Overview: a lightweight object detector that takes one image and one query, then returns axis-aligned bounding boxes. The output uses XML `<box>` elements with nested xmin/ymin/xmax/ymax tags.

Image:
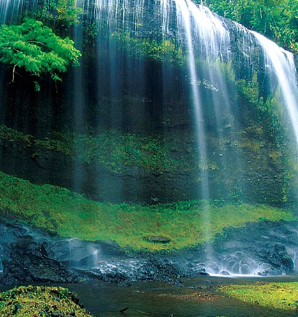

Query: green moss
<box><xmin>0</xmin><ymin>171</ymin><xmax>295</xmax><ymax>251</ymax></box>
<box><xmin>0</xmin><ymin>123</ymin><xmax>294</xmax><ymax>203</ymax></box>
<box><xmin>0</xmin><ymin>285</ymin><xmax>92</xmax><ymax>316</ymax></box>
<box><xmin>0</xmin><ymin>125</ymin><xmax>194</xmax><ymax>173</ymax></box>
<box><xmin>0</xmin><ymin>125</ymin><xmax>33</xmax><ymax>145</ymax></box>
<box><xmin>220</xmin><ymin>282</ymin><xmax>298</xmax><ymax>311</ymax></box>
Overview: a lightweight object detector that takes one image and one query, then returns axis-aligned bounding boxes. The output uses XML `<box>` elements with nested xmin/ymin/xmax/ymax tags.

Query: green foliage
<box><xmin>203</xmin><ymin>0</ymin><xmax>298</xmax><ymax>52</ymax></box>
<box><xmin>56</xmin><ymin>0</ymin><xmax>82</xmax><ymax>25</ymax></box>
<box><xmin>220</xmin><ymin>282</ymin><xmax>298</xmax><ymax>311</ymax></box>
<box><xmin>111</xmin><ymin>31</ymin><xmax>183</xmax><ymax>62</ymax></box>
<box><xmin>83</xmin><ymin>22</ymin><xmax>99</xmax><ymax>39</ymax></box>
<box><xmin>236</xmin><ymin>72</ymin><xmax>262</xmax><ymax>108</ymax></box>
<box><xmin>37</xmin><ymin>0</ymin><xmax>82</xmax><ymax>27</ymax></box>
<box><xmin>207</xmin><ymin>59</ymin><xmax>285</xmax><ymax>142</ymax></box>
<box><xmin>0</xmin><ymin>286</ymin><xmax>92</xmax><ymax>316</ymax></box>
<box><xmin>0</xmin><ymin>170</ymin><xmax>295</xmax><ymax>251</ymax></box>
<box><xmin>273</xmin><ymin>0</ymin><xmax>298</xmax><ymax>52</ymax></box>
<box><xmin>235</xmin><ymin>71</ymin><xmax>286</xmax><ymax>142</ymax></box>
<box><xmin>0</xmin><ymin>125</ymin><xmax>33</xmax><ymax>144</ymax></box>
<box><xmin>0</xmin><ymin>18</ymin><xmax>81</xmax><ymax>87</ymax></box>
<box><xmin>211</xmin><ymin>58</ymin><xmax>236</xmax><ymax>82</ymax></box>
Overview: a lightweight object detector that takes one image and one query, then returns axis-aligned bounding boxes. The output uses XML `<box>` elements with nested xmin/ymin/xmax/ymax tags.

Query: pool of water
<box><xmin>2</xmin><ymin>276</ymin><xmax>295</xmax><ymax>316</ymax></box>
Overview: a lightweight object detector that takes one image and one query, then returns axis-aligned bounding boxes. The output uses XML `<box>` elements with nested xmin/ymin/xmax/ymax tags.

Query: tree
<box><xmin>0</xmin><ymin>18</ymin><xmax>81</xmax><ymax>90</ymax></box>
<box><xmin>203</xmin><ymin>0</ymin><xmax>298</xmax><ymax>52</ymax></box>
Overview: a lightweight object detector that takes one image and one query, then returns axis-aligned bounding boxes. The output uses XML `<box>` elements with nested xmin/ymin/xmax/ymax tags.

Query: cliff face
<box><xmin>0</xmin><ymin>121</ymin><xmax>287</xmax><ymax>204</ymax></box>
<box><xmin>1</xmin><ymin>1</ymin><xmax>298</xmax><ymax>282</ymax></box>
<box><xmin>0</xmin><ymin>0</ymin><xmax>296</xmax><ymax>205</ymax></box>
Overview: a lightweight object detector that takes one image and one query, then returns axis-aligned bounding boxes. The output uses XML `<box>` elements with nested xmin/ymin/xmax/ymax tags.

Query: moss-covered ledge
<box><xmin>0</xmin><ymin>170</ymin><xmax>296</xmax><ymax>252</ymax></box>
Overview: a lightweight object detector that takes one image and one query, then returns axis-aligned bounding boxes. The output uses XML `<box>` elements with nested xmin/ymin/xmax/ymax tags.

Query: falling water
<box><xmin>1</xmin><ymin>0</ymin><xmax>298</xmax><ymax>275</ymax></box>
<box><xmin>72</xmin><ymin>0</ymin><xmax>85</xmax><ymax>194</ymax></box>
<box><xmin>175</xmin><ymin>0</ymin><xmax>208</xmax><ymax>192</ymax></box>
<box><xmin>252</xmin><ymin>31</ymin><xmax>298</xmax><ymax>148</ymax></box>
<box><xmin>66</xmin><ymin>238</ymin><xmax>102</xmax><ymax>268</ymax></box>
<box><xmin>175</xmin><ymin>0</ymin><xmax>210</xmax><ymax>263</ymax></box>
<box><xmin>0</xmin><ymin>0</ymin><xmax>21</xmax><ymax>24</ymax></box>
<box><xmin>250</xmin><ymin>35</ymin><xmax>298</xmax><ymax>266</ymax></box>
<box><xmin>0</xmin><ymin>0</ymin><xmax>10</xmax><ymax>23</ymax></box>
<box><xmin>172</xmin><ymin>0</ymin><xmax>241</xmax><ymax>269</ymax></box>
<box><xmin>0</xmin><ymin>0</ymin><xmax>37</xmax><ymax>24</ymax></box>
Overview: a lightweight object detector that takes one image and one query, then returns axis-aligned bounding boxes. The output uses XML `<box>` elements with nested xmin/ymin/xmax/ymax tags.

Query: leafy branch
<box><xmin>0</xmin><ymin>18</ymin><xmax>81</xmax><ymax>90</ymax></box>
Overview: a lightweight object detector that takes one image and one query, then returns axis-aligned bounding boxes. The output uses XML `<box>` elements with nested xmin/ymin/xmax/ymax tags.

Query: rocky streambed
<box><xmin>0</xmin><ymin>220</ymin><xmax>297</xmax><ymax>285</ymax></box>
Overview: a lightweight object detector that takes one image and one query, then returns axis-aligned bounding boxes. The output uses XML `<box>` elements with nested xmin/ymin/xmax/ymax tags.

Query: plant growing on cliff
<box><xmin>111</xmin><ymin>31</ymin><xmax>183</xmax><ymax>62</ymax></box>
<box><xmin>0</xmin><ymin>18</ymin><xmax>81</xmax><ymax>90</ymax></box>
<box><xmin>37</xmin><ymin>0</ymin><xmax>82</xmax><ymax>27</ymax></box>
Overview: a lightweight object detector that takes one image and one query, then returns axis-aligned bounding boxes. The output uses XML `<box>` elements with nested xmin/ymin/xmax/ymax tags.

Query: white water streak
<box><xmin>0</xmin><ymin>0</ymin><xmax>22</xmax><ymax>24</ymax></box>
<box><xmin>252</xmin><ymin>31</ymin><xmax>298</xmax><ymax>148</ymax></box>
<box><xmin>95</xmin><ymin>0</ymin><xmax>145</xmax><ymax>32</ymax></box>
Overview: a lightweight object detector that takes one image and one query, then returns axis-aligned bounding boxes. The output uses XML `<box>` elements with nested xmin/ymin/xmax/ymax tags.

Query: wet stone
<box><xmin>143</xmin><ymin>235</ymin><xmax>171</xmax><ymax>243</ymax></box>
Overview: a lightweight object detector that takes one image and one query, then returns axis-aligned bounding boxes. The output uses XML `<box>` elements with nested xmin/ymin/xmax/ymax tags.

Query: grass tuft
<box><xmin>219</xmin><ymin>282</ymin><xmax>298</xmax><ymax>311</ymax></box>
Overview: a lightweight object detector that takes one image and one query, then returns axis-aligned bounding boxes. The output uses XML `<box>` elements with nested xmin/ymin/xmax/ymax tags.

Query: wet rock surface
<box><xmin>0</xmin><ymin>220</ymin><xmax>297</xmax><ymax>285</ymax></box>
<box><xmin>2</xmin><ymin>237</ymin><xmax>78</xmax><ymax>285</ymax></box>
<box><xmin>209</xmin><ymin>220</ymin><xmax>298</xmax><ymax>275</ymax></box>
<box><xmin>143</xmin><ymin>235</ymin><xmax>172</xmax><ymax>243</ymax></box>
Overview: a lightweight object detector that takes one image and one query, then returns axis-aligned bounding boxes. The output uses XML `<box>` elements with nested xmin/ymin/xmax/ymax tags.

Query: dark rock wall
<box><xmin>0</xmin><ymin>0</ymin><xmax>294</xmax><ymax>204</ymax></box>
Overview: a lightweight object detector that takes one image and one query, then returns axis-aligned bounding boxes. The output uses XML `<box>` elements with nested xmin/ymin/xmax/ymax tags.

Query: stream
<box><xmin>1</xmin><ymin>276</ymin><xmax>297</xmax><ymax>316</ymax></box>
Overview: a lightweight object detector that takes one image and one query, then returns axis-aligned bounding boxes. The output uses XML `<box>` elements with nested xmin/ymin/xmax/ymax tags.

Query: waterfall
<box><xmin>175</xmin><ymin>0</ymin><xmax>211</xmax><ymax>263</ymax></box>
<box><xmin>0</xmin><ymin>0</ymin><xmax>37</xmax><ymax>24</ymax></box>
<box><xmin>252</xmin><ymin>31</ymin><xmax>298</xmax><ymax>148</ymax></box>
<box><xmin>72</xmin><ymin>0</ymin><xmax>85</xmax><ymax>194</ymax></box>
<box><xmin>0</xmin><ymin>0</ymin><xmax>22</xmax><ymax>23</ymax></box>
<box><xmin>1</xmin><ymin>0</ymin><xmax>298</xmax><ymax>276</ymax></box>
<box><xmin>0</xmin><ymin>0</ymin><xmax>10</xmax><ymax>23</ymax></box>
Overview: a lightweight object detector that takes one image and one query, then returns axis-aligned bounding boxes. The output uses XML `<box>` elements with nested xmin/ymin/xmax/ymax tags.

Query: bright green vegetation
<box><xmin>37</xmin><ymin>0</ymin><xmax>82</xmax><ymax>26</ymax></box>
<box><xmin>216</xmin><ymin>60</ymin><xmax>282</xmax><ymax>128</ymax></box>
<box><xmin>237</xmin><ymin>73</ymin><xmax>284</xmax><ymax>136</ymax></box>
<box><xmin>0</xmin><ymin>18</ymin><xmax>81</xmax><ymax>89</ymax></box>
<box><xmin>204</xmin><ymin>0</ymin><xmax>298</xmax><ymax>52</ymax></box>
<box><xmin>111</xmin><ymin>31</ymin><xmax>183</xmax><ymax>62</ymax></box>
<box><xmin>0</xmin><ymin>286</ymin><xmax>92</xmax><ymax>316</ymax></box>
<box><xmin>214</xmin><ymin>59</ymin><xmax>289</xmax><ymax>158</ymax></box>
<box><xmin>0</xmin><ymin>171</ymin><xmax>295</xmax><ymax>251</ymax></box>
<box><xmin>220</xmin><ymin>282</ymin><xmax>298</xmax><ymax>311</ymax></box>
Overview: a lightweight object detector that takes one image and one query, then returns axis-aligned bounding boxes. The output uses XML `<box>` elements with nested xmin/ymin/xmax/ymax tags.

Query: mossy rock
<box><xmin>143</xmin><ymin>235</ymin><xmax>171</xmax><ymax>243</ymax></box>
<box><xmin>0</xmin><ymin>285</ymin><xmax>93</xmax><ymax>316</ymax></box>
